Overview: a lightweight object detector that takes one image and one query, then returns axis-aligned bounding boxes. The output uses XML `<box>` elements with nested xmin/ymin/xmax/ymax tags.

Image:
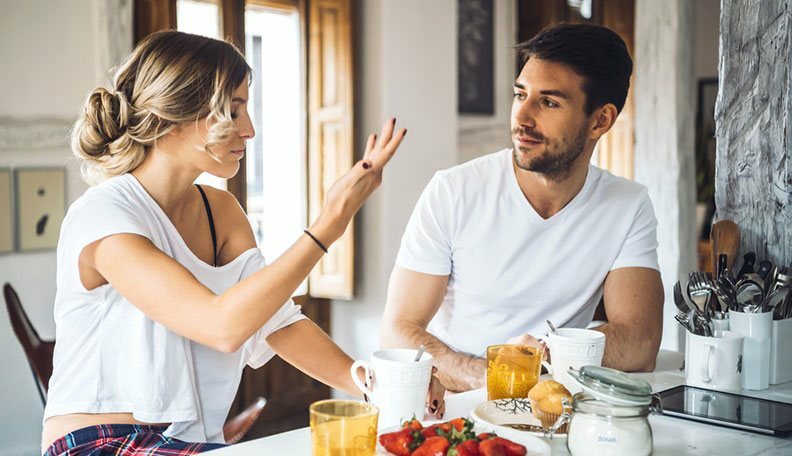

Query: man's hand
<box><xmin>506</xmin><ymin>334</ymin><xmax>548</xmax><ymax>360</ymax></box>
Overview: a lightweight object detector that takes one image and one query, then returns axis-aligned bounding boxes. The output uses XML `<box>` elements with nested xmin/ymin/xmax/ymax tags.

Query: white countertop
<box><xmin>208</xmin><ymin>350</ymin><xmax>792</xmax><ymax>455</ymax></box>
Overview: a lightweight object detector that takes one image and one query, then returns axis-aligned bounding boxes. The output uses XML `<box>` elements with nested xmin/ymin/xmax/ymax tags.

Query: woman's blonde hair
<box><xmin>72</xmin><ymin>30</ymin><xmax>251</xmax><ymax>184</ymax></box>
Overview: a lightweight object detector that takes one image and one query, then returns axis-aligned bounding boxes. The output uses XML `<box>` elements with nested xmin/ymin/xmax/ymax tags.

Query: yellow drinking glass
<box><xmin>309</xmin><ymin>399</ymin><xmax>379</xmax><ymax>456</ymax></box>
<box><xmin>486</xmin><ymin>344</ymin><xmax>543</xmax><ymax>400</ymax></box>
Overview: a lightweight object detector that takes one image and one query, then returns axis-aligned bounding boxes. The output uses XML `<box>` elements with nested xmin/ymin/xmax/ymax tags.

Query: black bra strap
<box><xmin>194</xmin><ymin>184</ymin><xmax>218</xmax><ymax>267</ymax></box>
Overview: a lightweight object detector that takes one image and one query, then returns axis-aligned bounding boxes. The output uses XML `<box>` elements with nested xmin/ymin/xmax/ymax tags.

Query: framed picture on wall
<box><xmin>458</xmin><ymin>0</ymin><xmax>494</xmax><ymax>114</ymax></box>
<box><xmin>14</xmin><ymin>168</ymin><xmax>66</xmax><ymax>251</ymax></box>
<box><xmin>0</xmin><ymin>168</ymin><xmax>12</xmax><ymax>254</ymax></box>
<box><xmin>695</xmin><ymin>78</ymin><xmax>718</xmax><ymax>204</ymax></box>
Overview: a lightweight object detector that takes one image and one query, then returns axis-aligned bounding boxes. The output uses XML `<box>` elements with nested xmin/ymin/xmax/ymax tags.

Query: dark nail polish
<box><xmin>429</xmin><ymin>407</ymin><xmax>436</xmax><ymax>413</ymax></box>
<box><xmin>393</xmin><ymin>117</ymin><xmax>397</xmax><ymax>124</ymax></box>
<box><xmin>433</xmin><ymin>400</ymin><xmax>438</xmax><ymax>407</ymax></box>
<box><xmin>362</xmin><ymin>162</ymin><xmax>371</xmax><ymax>170</ymax></box>
<box><xmin>403</xmin><ymin>129</ymin><xmax>407</xmax><ymax>137</ymax></box>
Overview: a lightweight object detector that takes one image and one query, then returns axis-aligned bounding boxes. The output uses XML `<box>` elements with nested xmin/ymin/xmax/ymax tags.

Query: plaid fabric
<box><xmin>44</xmin><ymin>424</ymin><xmax>226</xmax><ymax>456</ymax></box>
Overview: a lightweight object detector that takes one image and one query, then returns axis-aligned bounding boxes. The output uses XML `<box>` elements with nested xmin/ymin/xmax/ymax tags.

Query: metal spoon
<box><xmin>413</xmin><ymin>345</ymin><xmax>425</xmax><ymax>362</ymax></box>
<box><xmin>546</xmin><ymin>320</ymin><xmax>559</xmax><ymax>335</ymax></box>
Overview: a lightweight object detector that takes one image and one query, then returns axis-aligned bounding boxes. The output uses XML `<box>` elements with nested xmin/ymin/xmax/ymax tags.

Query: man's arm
<box><xmin>593</xmin><ymin>267</ymin><xmax>663</xmax><ymax>372</ymax></box>
<box><xmin>381</xmin><ymin>266</ymin><xmax>486</xmax><ymax>392</ymax></box>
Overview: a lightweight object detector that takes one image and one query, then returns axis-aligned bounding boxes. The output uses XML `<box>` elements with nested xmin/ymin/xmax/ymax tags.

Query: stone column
<box><xmin>634</xmin><ymin>0</ymin><xmax>696</xmax><ymax>350</ymax></box>
<box><xmin>715</xmin><ymin>0</ymin><xmax>792</xmax><ymax>266</ymax></box>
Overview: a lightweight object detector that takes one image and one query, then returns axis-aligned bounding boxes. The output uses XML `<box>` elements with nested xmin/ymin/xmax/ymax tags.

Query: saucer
<box><xmin>470</xmin><ymin>398</ymin><xmax>568</xmax><ymax>440</ymax></box>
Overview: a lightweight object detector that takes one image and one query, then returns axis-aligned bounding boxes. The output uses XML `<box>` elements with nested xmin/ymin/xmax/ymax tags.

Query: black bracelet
<box><xmin>304</xmin><ymin>229</ymin><xmax>329</xmax><ymax>253</ymax></box>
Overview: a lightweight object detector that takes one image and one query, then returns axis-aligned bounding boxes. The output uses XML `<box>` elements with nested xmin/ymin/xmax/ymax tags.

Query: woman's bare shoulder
<box><xmin>200</xmin><ymin>185</ymin><xmax>257</xmax><ymax>262</ymax></box>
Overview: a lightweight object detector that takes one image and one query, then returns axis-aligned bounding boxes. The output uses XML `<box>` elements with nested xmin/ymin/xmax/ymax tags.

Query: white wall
<box><xmin>634</xmin><ymin>0</ymin><xmax>697</xmax><ymax>352</ymax></box>
<box><xmin>331</xmin><ymin>0</ymin><xmax>458</xmax><ymax>372</ymax></box>
<box><xmin>0</xmin><ymin>1</ymin><xmax>124</xmax><ymax>454</ymax></box>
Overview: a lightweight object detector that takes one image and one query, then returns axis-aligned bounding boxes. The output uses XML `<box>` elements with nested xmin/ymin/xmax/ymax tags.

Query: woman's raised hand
<box><xmin>311</xmin><ymin>117</ymin><xmax>406</xmax><ymax>244</ymax></box>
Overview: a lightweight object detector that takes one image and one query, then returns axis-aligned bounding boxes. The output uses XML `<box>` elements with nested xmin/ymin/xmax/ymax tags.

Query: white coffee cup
<box><xmin>543</xmin><ymin>328</ymin><xmax>606</xmax><ymax>393</ymax></box>
<box><xmin>685</xmin><ymin>330</ymin><xmax>744</xmax><ymax>392</ymax></box>
<box><xmin>350</xmin><ymin>349</ymin><xmax>433</xmax><ymax>429</ymax></box>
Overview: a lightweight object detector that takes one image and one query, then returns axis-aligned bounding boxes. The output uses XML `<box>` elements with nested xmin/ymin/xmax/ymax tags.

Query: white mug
<box><xmin>685</xmin><ymin>330</ymin><xmax>744</xmax><ymax>392</ymax></box>
<box><xmin>543</xmin><ymin>328</ymin><xmax>606</xmax><ymax>393</ymax></box>
<box><xmin>350</xmin><ymin>349</ymin><xmax>433</xmax><ymax>429</ymax></box>
<box><xmin>729</xmin><ymin>310</ymin><xmax>772</xmax><ymax>390</ymax></box>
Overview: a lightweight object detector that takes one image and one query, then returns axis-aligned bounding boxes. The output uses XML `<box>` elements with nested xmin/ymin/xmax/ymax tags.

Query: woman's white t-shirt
<box><xmin>395</xmin><ymin>149</ymin><xmax>659</xmax><ymax>356</ymax></box>
<box><xmin>43</xmin><ymin>173</ymin><xmax>306</xmax><ymax>443</ymax></box>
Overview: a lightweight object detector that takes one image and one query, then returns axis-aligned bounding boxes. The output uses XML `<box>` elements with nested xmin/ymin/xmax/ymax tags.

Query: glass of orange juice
<box><xmin>309</xmin><ymin>399</ymin><xmax>379</xmax><ymax>456</ymax></box>
<box><xmin>486</xmin><ymin>344</ymin><xmax>543</xmax><ymax>400</ymax></box>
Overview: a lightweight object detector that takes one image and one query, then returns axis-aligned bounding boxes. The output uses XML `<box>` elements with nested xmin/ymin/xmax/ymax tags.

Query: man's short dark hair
<box><xmin>515</xmin><ymin>23</ymin><xmax>633</xmax><ymax>115</ymax></box>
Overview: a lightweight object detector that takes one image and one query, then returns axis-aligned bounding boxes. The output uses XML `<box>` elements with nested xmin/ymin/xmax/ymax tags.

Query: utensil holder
<box><xmin>770</xmin><ymin>318</ymin><xmax>792</xmax><ymax>385</ymax></box>
<box><xmin>729</xmin><ymin>310</ymin><xmax>772</xmax><ymax>391</ymax></box>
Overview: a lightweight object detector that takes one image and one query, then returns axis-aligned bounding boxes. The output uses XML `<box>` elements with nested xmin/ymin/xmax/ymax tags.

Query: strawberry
<box><xmin>448</xmin><ymin>439</ymin><xmax>480</xmax><ymax>456</ymax></box>
<box><xmin>378</xmin><ymin>429</ymin><xmax>415</xmax><ymax>456</ymax></box>
<box><xmin>448</xmin><ymin>417</ymin><xmax>469</xmax><ymax>432</ymax></box>
<box><xmin>401</xmin><ymin>417</ymin><xmax>423</xmax><ymax>431</ymax></box>
<box><xmin>490</xmin><ymin>437</ymin><xmax>526</xmax><ymax>456</ymax></box>
<box><xmin>476</xmin><ymin>433</ymin><xmax>496</xmax><ymax>441</ymax></box>
<box><xmin>479</xmin><ymin>438</ymin><xmax>506</xmax><ymax>456</ymax></box>
<box><xmin>412</xmin><ymin>436</ymin><xmax>451</xmax><ymax>456</ymax></box>
<box><xmin>420</xmin><ymin>426</ymin><xmax>439</xmax><ymax>439</ymax></box>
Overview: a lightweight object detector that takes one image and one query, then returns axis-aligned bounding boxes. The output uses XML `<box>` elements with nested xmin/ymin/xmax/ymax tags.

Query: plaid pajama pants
<box><xmin>43</xmin><ymin>424</ymin><xmax>227</xmax><ymax>456</ymax></box>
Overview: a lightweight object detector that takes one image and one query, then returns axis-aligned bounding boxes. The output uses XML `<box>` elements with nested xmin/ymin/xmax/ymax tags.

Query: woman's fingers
<box><xmin>377</xmin><ymin>117</ymin><xmax>396</xmax><ymax>148</ymax></box>
<box><xmin>370</xmin><ymin>128</ymin><xmax>406</xmax><ymax>171</ymax></box>
<box><xmin>363</xmin><ymin>133</ymin><xmax>377</xmax><ymax>161</ymax></box>
<box><xmin>427</xmin><ymin>372</ymin><xmax>446</xmax><ymax>419</ymax></box>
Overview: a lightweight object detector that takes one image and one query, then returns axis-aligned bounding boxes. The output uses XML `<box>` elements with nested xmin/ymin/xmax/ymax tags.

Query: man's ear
<box><xmin>589</xmin><ymin>103</ymin><xmax>619</xmax><ymax>140</ymax></box>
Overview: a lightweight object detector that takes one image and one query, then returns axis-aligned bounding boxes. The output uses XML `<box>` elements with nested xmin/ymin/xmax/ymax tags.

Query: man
<box><xmin>381</xmin><ymin>23</ymin><xmax>664</xmax><ymax>392</ymax></box>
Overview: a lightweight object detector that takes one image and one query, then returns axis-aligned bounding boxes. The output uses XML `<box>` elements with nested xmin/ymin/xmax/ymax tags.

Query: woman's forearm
<box><xmin>266</xmin><ymin>319</ymin><xmax>363</xmax><ymax>398</ymax></box>
<box><xmin>216</xmin><ymin>217</ymin><xmax>344</xmax><ymax>350</ymax></box>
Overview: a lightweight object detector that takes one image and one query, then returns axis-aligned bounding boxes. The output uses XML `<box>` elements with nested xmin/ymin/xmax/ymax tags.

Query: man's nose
<box><xmin>513</xmin><ymin>100</ymin><xmax>537</xmax><ymax>129</ymax></box>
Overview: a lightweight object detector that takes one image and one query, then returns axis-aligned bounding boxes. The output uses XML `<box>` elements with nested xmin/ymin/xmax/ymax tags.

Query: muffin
<box><xmin>528</xmin><ymin>380</ymin><xmax>571</xmax><ymax>432</ymax></box>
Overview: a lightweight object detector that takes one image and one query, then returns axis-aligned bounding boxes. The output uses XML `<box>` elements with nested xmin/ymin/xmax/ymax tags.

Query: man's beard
<box><xmin>511</xmin><ymin>123</ymin><xmax>588</xmax><ymax>181</ymax></box>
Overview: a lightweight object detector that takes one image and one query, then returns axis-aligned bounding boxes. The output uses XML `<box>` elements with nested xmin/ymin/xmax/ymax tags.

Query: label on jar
<box><xmin>597</xmin><ymin>435</ymin><xmax>618</xmax><ymax>444</ymax></box>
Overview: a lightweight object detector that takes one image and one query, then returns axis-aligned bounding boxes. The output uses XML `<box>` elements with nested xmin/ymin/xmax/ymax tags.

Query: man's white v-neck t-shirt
<box><xmin>395</xmin><ymin>149</ymin><xmax>659</xmax><ymax>356</ymax></box>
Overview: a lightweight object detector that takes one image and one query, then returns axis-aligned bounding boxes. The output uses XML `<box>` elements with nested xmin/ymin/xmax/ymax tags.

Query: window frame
<box><xmin>135</xmin><ymin>0</ymin><xmax>355</xmax><ymax>300</ymax></box>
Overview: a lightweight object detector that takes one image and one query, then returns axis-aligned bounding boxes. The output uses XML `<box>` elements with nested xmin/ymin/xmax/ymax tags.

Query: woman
<box><xmin>42</xmin><ymin>30</ymin><xmax>444</xmax><ymax>455</ymax></box>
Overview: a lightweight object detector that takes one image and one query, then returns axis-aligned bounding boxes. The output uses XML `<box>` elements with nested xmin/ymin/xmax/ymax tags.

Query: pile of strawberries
<box><xmin>378</xmin><ymin>417</ymin><xmax>527</xmax><ymax>456</ymax></box>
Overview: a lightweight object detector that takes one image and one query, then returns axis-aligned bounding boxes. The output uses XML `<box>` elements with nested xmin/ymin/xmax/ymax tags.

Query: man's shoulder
<box><xmin>589</xmin><ymin>165</ymin><xmax>650</xmax><ymax>204</ymax></box>
<box><xmin>435</xmin><ymin>149</ymin><xmax>510</xmax><ymax>187</ymax></box>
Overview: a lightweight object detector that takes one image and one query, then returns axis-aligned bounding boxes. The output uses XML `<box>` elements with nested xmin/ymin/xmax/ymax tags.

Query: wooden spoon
<box><xmin>710</xmin><ymin>219</ymin><xmax>740</xmax><ymax>277</ymax></box>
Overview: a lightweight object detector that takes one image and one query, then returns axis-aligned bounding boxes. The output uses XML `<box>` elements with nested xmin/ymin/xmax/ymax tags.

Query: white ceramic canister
<box><xmin>565</xmin><ymin>366</ymin><xmax>662</xmax><ymax>456</ymax></box>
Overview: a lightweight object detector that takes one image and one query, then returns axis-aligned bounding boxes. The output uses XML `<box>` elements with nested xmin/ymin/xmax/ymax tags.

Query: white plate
<box><xmin>470</xmin><ymin>398</ymin><xmax>568</xmax><ymax>440</ymax></box>
<box><xmin>376</xmin><ymin>420</ymin><xmax>551</xmax><ymax>455</ymax></box>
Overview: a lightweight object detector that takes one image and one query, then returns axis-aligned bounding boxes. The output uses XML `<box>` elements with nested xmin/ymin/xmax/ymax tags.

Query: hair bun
<box><xmin>71</xmin><ymin>87</ymin><xmax>146</xmax><ymax>184</ymax></box>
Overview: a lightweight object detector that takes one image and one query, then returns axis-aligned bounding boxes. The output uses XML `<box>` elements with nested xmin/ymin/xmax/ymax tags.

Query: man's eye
<box><xmin>513</xmin><ymin>93</ymin><xmax>526</xmax><ymax>100</ymax></box>
<box><xmin>542</xmin><ymin>99</ymin><xmax>558</xmax><ymax>108</ymax></box>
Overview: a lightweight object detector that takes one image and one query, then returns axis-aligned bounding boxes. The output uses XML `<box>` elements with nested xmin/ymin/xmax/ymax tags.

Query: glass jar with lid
<box><xmin>565</xmin><ymin>366</ymin><xmax>662</xmax><ymax>456</ymax></box>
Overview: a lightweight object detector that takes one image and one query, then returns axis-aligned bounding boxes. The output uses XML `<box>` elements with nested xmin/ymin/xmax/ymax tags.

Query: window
<box><xmin>143</xmin><ymin>0</ymin><xmax>354</xmax><ymax>299</ymax></box>
<box><xmin>244</xmin><ymin>3</ymin><xmax>307</xmax><ymax>293</ymax></box>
